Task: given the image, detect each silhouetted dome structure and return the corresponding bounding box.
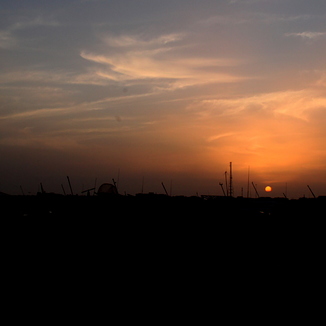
[97,183,118,195]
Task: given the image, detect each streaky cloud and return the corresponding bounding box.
[206,133,236,142]
[80,33,245,89]
[104,33,184,48]
[285,31,326,39]
[0,31,16,49]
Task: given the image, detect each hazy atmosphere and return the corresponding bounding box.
[1,0,326,198]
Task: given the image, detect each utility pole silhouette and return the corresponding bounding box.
[252,182,259,198]
[229,162,233,197]
[307,185,316,198]
[246,166,250,198]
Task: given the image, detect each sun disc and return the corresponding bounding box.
[265,186,272,192]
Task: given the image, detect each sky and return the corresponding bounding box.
[1,0,326,197]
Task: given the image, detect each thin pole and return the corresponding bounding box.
[219,183,226,196]
[40,183,45,194]
[93,178,97,195]
[117,169,120,191]
[161,182,169,196]
[307,185,316,198]
[247,166,250,198]
[252,182,259,198]
[225,171,229,196]
[229,162,233,197]
[67,176,74,195]
[61,184,66,196]
[112,178,117,192]
[141,177,144,194]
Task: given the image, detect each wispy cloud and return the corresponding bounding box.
[201,12,310,26]
[104,33,184,48]
[189,89,326,121]
[0,107,66,120]
[0,15,62,49]
[206,133,236,142]
[316,71,326,87]
[81,33,244,90]
[285,31,326,39]
[0,31,16,49]
[228,0,268,3]
[10,16,62,30]
[0,68,112,86]
[0,87,161,121]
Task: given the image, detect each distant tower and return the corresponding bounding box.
[229,162,233,197]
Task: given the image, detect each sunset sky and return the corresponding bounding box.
[1,0,326,197]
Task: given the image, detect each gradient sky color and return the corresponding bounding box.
[1,0,326,197]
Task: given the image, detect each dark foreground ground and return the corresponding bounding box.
[2,192,324,311]
[1,193,325,217]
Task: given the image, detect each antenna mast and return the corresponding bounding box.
[229,162,233,197]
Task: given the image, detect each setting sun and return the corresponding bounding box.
[265,186,272,192]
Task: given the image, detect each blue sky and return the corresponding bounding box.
[1,0,326,197]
